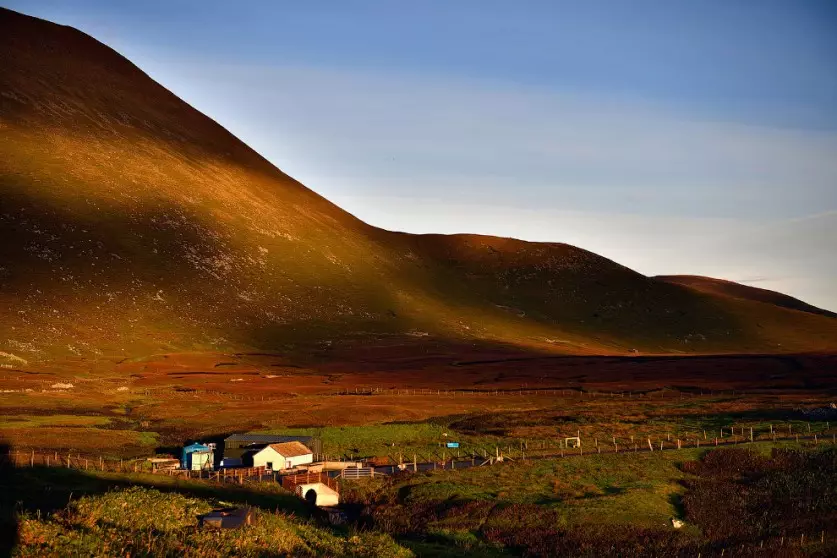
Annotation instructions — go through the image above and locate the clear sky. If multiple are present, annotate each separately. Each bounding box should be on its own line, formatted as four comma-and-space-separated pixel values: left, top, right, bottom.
8, 1, 837, 310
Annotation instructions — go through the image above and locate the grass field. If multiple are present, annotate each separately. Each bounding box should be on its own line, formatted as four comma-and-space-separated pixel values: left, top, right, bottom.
6, 443, 835, 557
345, 440, 809, 529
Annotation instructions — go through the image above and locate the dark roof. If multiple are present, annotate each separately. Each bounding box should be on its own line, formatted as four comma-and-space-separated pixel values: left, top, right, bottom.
183, 443, 211, 452
224, 433, 313, 444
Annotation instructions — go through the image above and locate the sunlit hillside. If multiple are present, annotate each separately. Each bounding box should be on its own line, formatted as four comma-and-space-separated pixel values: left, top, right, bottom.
1, 7, 835, 369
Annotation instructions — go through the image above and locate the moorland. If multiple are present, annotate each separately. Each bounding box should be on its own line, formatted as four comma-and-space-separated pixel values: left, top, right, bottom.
2, 7, 837, 557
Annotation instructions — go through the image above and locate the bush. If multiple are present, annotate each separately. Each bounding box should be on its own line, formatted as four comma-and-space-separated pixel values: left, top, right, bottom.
682, 448, 837, 544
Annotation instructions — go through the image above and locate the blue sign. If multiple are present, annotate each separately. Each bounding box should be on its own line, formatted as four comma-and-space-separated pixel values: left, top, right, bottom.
446, 442, 460, 448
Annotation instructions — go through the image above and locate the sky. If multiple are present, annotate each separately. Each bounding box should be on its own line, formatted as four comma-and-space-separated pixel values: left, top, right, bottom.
8, 1, 837, 310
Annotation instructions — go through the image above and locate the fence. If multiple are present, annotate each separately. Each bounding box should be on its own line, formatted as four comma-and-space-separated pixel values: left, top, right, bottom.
5, 425, 836, 488
91, 385, 774, 403
333, 387, 753, 398
339, 467, 378, 479
4, 449, 274, 484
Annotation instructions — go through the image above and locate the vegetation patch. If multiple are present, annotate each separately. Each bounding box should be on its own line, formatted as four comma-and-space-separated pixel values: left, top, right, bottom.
682, 447, 837, 545
14, 485, 413, 557
0, 415, 111, 429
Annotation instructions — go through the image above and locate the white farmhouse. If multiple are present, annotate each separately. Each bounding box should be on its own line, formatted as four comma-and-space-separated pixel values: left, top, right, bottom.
252, 441, 313, 470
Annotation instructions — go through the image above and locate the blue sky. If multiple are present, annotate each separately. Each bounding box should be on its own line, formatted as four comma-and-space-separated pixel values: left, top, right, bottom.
8, 1, 837, 309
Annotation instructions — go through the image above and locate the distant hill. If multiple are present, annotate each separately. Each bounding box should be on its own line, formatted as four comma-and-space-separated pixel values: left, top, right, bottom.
1, 7, 835, 368
656, 276, 836, 318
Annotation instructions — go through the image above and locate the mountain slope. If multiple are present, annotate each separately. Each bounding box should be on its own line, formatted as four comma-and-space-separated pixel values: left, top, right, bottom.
656, 276, 836, 319
1, 7, 836, 367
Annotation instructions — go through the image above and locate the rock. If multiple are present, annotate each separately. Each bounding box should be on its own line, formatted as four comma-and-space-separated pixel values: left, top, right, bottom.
51, 382, 74, 389
198, 507, 254, 529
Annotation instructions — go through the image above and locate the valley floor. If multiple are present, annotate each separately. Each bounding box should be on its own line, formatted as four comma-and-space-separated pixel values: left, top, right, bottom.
2, 350, 836, 556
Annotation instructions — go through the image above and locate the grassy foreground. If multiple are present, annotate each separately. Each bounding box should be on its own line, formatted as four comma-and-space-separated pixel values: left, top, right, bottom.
6, 442, 836, 557
4, 466, 411, 558
15, 487, 410, 558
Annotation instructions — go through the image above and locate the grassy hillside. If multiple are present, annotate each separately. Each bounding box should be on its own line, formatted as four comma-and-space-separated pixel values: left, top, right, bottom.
1, 7, 836, 369
657, 275, 836, 318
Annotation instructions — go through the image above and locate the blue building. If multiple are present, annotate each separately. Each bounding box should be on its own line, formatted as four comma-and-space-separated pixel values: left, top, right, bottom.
181, 442, 214, 470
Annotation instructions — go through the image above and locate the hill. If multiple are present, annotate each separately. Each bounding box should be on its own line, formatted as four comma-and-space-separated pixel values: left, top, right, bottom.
657, 275, 836, 319
1, 7, 836, 369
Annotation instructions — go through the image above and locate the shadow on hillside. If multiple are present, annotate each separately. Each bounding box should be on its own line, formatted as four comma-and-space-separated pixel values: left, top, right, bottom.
666, 407, 836, 430
0, 442, 16, 558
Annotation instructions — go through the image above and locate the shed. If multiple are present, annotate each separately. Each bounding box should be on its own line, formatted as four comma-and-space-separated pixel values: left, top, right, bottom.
182, 442, 214, 470
252, 441, 314, 470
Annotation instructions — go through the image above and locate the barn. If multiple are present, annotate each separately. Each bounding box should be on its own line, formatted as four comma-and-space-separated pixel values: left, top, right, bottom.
252, 441, 314, 471
222, 433, 321, 466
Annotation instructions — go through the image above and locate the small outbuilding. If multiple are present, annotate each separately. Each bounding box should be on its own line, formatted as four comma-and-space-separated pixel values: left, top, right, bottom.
252, 441, 313, 471
297, 482, 339, 507
182, 442, 215, 470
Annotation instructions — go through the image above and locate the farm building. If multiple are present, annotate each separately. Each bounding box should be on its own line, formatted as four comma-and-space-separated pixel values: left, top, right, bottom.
252, 441, 314, 470
181, 442, 215, 470
222, 433, 321, 466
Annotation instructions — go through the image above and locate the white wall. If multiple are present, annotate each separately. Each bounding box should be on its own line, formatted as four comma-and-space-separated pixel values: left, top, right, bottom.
252, 447, 285, 470
297, 482, 339, 507
253, 447, 313, 470
285, 453, 314, 469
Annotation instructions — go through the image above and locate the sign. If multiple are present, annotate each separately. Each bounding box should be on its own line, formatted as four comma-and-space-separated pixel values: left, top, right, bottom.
445, 442, 460, 448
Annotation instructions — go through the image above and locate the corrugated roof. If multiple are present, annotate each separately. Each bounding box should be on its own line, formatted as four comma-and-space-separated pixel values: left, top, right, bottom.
225, 433, 313, 443
266, 441, 312, 457
184, 443, 211, 452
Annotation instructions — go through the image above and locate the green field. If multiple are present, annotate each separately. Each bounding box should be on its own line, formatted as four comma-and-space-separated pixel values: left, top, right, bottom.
5, 440, 836, 557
